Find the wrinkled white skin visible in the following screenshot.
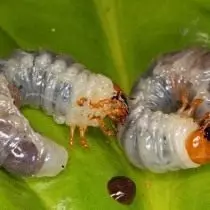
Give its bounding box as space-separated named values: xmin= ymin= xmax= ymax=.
xmin=152 ymin=47 xmax=210 ymax=119
xmin=0 ymin=74 xmax=68 ymax=177
xmin=35 ymin=134 xmax=68 ymax=177
xmin=62 ymin=65 xmax=116 ymax=127
xmin=2 ymin=50 xmax=117 ymax=128
xmin=119 ymin=47 xmax=210 ymax=173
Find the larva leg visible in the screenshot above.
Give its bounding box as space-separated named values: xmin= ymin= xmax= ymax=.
xmin=89 ymin=115 xmax=116 ymax=136
xmin=8 ymin=84 xmax=22 ymax=108
xmin=177 ymin=83 xmax=203 ymax=117
xmin=89 ymin=99 xmax=111 ymax=109
xmin=185 ymin=98 xmax=203 ymax=116
xmin=198 ymin=112 xmax=210 ymax=127
xmin=79 ymin=127 xmax=88 ymax=148
xmin=177 ymin=87 xmax=189 ymax=114
xmin=178 ymin=98 xmax=203 ymax=117
xmin=77 ymin=97 xmax=111 ymax=108
xmin=98 ymin=118 xmax=115 ymax=136
xmin=69 ymin=126 xmax=76 ymax=147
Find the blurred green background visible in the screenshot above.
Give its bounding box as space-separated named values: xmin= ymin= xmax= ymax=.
xmin=0 ymin=0 xmax=210 ymax=209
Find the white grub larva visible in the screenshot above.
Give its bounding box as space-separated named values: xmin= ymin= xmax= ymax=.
xmin=0 ymin=74 xmax=68 ymax=177
xmin=0 ymin=49 xmax=128 ymax=148
xmin=118 ymin=47 xmax=210 ymax=173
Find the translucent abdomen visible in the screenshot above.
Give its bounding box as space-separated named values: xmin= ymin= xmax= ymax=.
xmin=0 ymin=74 xmax=68 ymax=177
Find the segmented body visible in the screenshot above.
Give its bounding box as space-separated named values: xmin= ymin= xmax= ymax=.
xmin=0 ymin=50 xmax=128 ymax=147
xmin=1 ymin=50 xmax=122 ymax=125
xmin=0 ymin=74 xmax=68 ymax=177
xmin=118 ymin=47 xmax=210 ymax=173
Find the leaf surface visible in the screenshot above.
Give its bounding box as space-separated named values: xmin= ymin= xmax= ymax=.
xmin=0 ymin=0 xmax=209 ymax=209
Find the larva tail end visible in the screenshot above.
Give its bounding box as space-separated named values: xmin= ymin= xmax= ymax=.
xmin=69 ymin=126 xmax=76 ymax=147
xmin=79 ymin=127 xmax=89 ymax=148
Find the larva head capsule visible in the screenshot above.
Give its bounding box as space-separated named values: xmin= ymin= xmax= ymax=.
xmin=186 ymin=125 xmax=210 ymax=165
xmin=83 ymin=83 xmax=129 ymax=137
xmin=86 ymin=84 xmax=129 ymax=124
xmin=108 ymin=84 xmax=129 ymax=124
xmin=75 ymin=82 xmax=128 ymax=142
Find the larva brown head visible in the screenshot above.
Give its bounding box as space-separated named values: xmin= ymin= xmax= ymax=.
xmin=186 ymin=126 xmax=210 ymax=165
xmin=107 ymin=84 xmax=129 ymax=124
xmin=78 ymin=84 xmax=129 ymax=137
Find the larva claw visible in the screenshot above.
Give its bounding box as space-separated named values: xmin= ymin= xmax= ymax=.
xmin=176 ymin=83 xmax=203 ymax=117
xmin=178 ymin=98 xmax=203 ymax=118
xmin=79 ymin=127 xmax=89 ymax=149
xmin=175 ymin=79 xmax=203 ymax=117
xmin=177 ymin=85 xmax=189 ymax=114
xmin=69 ymin=126 xmax=76 ymax=147
xmin=80 ymin=139 xmax=89 ymax=148
xmin=186 ymin=98 xmax=203 ymax=116
xmin=69 ymin=126 xmax=89 ymax=148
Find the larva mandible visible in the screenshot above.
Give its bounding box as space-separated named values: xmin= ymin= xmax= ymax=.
xmin=0 ymin=49 xmax=128 ymax=148
xmin=0 ymin=74 xmax=68 ymax=177
xmin=118 ymin=47 xmax=210 ymax=173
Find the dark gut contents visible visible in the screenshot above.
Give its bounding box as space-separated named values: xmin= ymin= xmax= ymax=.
xmin=0 ymin=120 xmax=41 ymax=176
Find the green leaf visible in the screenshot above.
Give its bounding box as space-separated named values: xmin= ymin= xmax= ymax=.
xmin=0 ymin=0 xmax=210 ymax=209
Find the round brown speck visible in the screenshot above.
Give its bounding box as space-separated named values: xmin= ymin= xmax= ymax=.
xmin=107 ymin=176 xmax=136 ymax=205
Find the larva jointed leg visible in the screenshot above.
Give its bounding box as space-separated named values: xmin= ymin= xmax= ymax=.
xmin=168 ymin=73 xmax=203 ymax=118
xmin=69 ymin=126 xmax=89 ymax=148
xmin=198 ymin=112 xmax=210 ymax=129
xmin=177 ymin=85 xmax=203 ymax=117
xmin=79 ymin=127 xmax=88 ymax=148
xmin=75 ymin=95 xmax=128 ymax=147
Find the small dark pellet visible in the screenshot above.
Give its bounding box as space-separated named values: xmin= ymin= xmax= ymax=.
xmin=107 ymin=176 xmax=136 ymax=205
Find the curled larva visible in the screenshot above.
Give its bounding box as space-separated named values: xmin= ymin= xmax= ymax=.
xmin=0 ymin=74 xmax=68 ymax=177
xmin=118 ymin=47 xmax=210 ymax=173
xmin=0 ymin=49 xmax=128 ymax=148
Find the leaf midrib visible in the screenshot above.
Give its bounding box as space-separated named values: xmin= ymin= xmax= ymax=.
xmin=93 ymin=0 xmax=130 ymax=92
